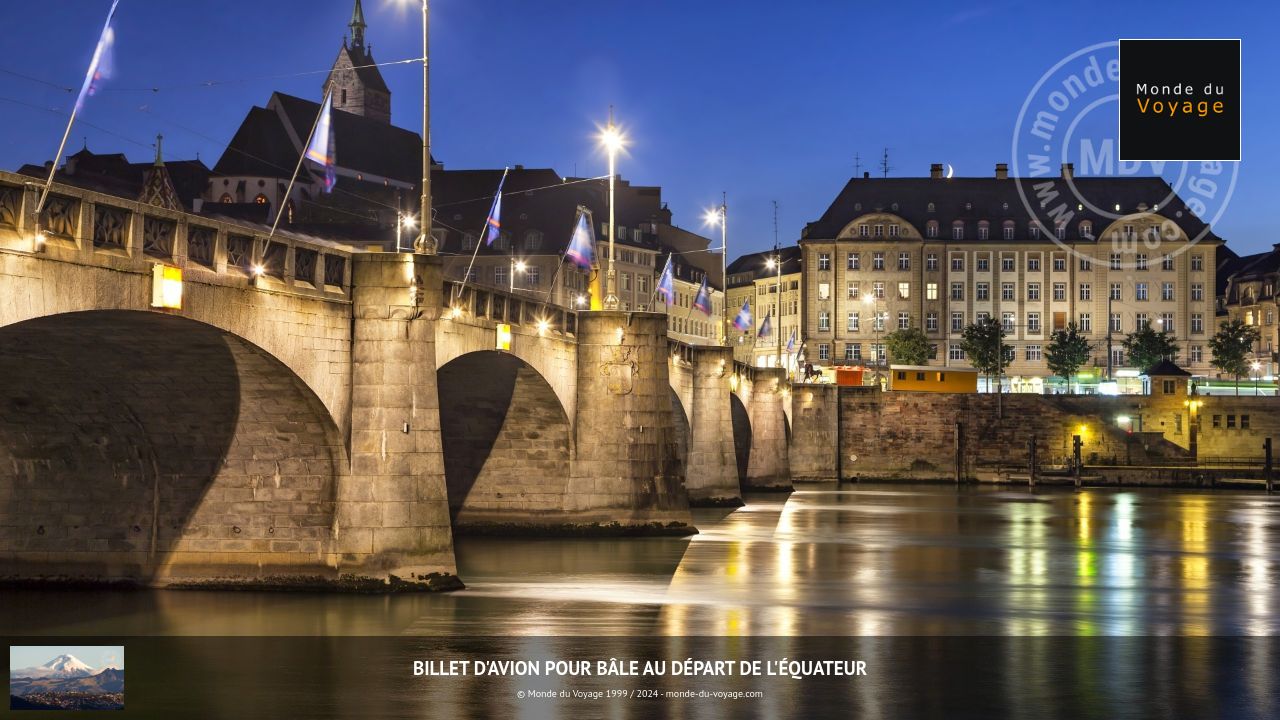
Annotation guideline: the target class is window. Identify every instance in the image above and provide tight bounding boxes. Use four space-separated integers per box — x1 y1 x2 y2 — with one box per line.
1053 283 1066 301
1163 379 1176 395
818 311 830 331
1136 254 1148 271
1212 414 1222 428
1162 282 1174 301
1110 283 1122 301
873 313 886 332
1078 313 1092 332
847 312 860 332
874 281 885 299
847 252 860 270
1002 257 1015 272
978 257 990 272
872 344 886 363
847 281 860 299
977 312 991 324
817 252 830 271
1112 348 1126 367
1026 345 1042 361
898 282 910 300
1056 224 1067 240
898 312 910 329
1110 313 1122 333
1191 283 1204 301
621 273 631 292
926 312 939 332
926 283 939 300
818 282 830 300
1080 257 1092 271
1002 283 1015 301
927 221 938 238
1162 255 1175 271
1191 255 1204 271
495 266 508 286
873 252 885 271
1003 225 1015 240
527 267 541 286
952 222 965 240
1028 283 1040 301
1135 282 1148 301
1191 345 1203 363
1110 253 1122 270
1227 415 1236 429
927 253 939 270
1002 312 1015 332
1242 415 1251 429
1160 312 1174 333
638 275 649 294
1053 257 1066 272
949 344 967 360
1137 312 1149 329
254 194 269 204
874 224 884 237
898 252 910 270
951 312 964 332
1029 225 1041 240
1079 283 1091 300
978 224 990 240
1079 221 1094 238
1028 257 1041 271
951 283 964 300
951 256 964 271
819 343 830 361
977 283 990 301
889 224 900 237
859 225 870 238
1027 313 1041 333
845 343 861 361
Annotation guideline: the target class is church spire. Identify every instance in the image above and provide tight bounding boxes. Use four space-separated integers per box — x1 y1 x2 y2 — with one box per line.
349 0 367 49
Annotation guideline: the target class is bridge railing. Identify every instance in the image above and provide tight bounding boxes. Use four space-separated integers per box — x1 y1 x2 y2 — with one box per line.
443 279 577 336
0 171 354 300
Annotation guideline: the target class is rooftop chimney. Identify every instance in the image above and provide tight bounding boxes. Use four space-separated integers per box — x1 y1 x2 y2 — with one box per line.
1061 162 1074 179
930 163 944 179
995 163 1008 180
863 171 870 179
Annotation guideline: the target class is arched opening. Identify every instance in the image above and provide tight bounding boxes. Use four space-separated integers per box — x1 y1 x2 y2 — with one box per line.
730 393 752 485
437 351 571 530
0 311 345 583
668 388 690 477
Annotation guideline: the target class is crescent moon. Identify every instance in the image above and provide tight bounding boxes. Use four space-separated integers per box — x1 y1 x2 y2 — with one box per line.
945 164 954 179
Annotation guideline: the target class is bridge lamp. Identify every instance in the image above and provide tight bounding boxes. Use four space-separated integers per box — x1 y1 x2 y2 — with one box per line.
150 264 183 309
536 317 550 336
598 115 626 311
495 323 512 351
251 263 266 277
574 294 587 308
33 231 46 249
401 214 418 230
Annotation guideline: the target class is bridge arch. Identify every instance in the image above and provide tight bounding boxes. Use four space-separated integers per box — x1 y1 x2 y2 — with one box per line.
436 350 572 530
730 393 752 486
0 310 347 584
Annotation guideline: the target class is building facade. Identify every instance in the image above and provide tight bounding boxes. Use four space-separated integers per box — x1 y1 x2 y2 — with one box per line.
1219 244 1280 381
798 163 1224 391
726 247 802 370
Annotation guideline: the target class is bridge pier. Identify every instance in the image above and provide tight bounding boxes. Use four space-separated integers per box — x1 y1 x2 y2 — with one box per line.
745 368 793 492
338 254 460 589
563 312 695 534
683 346 742 506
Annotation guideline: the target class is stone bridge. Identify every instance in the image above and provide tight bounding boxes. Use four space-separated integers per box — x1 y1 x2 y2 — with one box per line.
0 172 790 591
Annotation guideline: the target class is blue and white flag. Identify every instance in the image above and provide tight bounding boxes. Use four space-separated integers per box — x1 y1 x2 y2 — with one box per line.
484 174 505 245
692 276 712 315
566 210 595 269
656 256 674 306
74 0 121 113
786 329 796 352
757 310 772 339
304 93 336 193
732 301 752 332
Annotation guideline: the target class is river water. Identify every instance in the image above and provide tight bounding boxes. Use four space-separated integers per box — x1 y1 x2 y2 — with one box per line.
5 484 1279 718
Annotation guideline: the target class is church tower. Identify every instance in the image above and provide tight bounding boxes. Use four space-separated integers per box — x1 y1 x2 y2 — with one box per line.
323 0 392 123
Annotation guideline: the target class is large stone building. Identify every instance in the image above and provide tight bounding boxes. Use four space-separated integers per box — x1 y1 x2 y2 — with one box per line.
726 247 802 369
658 246 724 346
798 163 1224 391
1219 243 1280 380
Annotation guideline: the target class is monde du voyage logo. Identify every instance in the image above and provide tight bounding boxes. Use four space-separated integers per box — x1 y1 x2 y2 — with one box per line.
1120 39 1241 162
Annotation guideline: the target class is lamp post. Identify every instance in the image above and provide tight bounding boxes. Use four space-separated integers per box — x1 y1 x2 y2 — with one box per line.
767 255 783 371
705 200 728 344
863 292 883 386
397 212 417 252
511 259 525 293
1253 360 1262 396
599 112 625 311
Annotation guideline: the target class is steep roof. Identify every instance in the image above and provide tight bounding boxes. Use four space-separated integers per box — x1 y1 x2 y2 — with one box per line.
802 174 1220 244
15 147 210 211
1143 359 1191 377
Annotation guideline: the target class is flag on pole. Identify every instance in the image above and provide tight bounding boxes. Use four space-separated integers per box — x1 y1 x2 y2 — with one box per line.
74 0 121 113
692 276 712 315
566 210 595 269
732 301 752 332
304 93 336 193
483 174 506 245
656 256 674 306
786 329 796 353
757 310 772 339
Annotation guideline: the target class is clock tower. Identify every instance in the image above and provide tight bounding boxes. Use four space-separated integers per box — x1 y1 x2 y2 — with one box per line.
323 0 392 124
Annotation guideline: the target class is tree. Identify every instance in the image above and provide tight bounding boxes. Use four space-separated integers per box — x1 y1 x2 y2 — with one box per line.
884 327 931 366
1122 324 1179 373
960 318 1012 384
1209 318 1261 395
1045 322 1093 392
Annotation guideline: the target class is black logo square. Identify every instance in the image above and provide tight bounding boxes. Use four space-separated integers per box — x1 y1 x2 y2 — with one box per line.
1119 39 1240 161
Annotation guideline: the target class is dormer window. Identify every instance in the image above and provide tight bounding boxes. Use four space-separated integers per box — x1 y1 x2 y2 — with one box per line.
952 221 965 240
926 220 938 238
1002 220 1015 240
927 202 936 213
1079 220 1093 238
977 221 990 240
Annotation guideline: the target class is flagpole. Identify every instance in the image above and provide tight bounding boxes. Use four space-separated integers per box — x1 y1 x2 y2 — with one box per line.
269 87 333 241
456 167 508 305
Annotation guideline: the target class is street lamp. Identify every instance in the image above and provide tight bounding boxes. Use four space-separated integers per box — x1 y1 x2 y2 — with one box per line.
511 259 526 293
704 200 728 344
1252 360 1262 396
598 113 626 311
397 212 417 252
392 0 433 251
766 255 783 371
863 292 883 386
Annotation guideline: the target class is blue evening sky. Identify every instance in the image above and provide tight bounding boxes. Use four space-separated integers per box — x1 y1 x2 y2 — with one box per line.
1 1 1276 254
9 645 124 671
